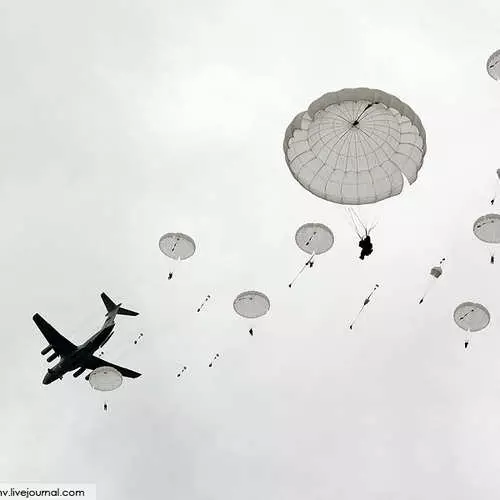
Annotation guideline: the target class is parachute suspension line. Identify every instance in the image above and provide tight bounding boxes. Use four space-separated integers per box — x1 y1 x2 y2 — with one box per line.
168 256 181 280
349 284 380 330
458 308 478 348
350 207 368 236
344 208 362 239
367 217 379 235
346 208 366 239
288 251 316 288
354 102 376 124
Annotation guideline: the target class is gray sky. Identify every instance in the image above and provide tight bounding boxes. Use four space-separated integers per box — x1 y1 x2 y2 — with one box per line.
2 0 500 498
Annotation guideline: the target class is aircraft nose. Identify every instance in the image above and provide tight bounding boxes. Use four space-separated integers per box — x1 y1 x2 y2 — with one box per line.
43 372 52 385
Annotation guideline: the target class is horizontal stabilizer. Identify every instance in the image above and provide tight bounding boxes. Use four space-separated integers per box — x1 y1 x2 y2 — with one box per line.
101 292 139 316
117 307 139 316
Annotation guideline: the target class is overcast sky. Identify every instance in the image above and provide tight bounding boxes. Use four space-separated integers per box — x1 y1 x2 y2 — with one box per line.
2 0 500 498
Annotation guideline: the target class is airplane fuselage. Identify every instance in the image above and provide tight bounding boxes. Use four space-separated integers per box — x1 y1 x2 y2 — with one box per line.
43 312 117 384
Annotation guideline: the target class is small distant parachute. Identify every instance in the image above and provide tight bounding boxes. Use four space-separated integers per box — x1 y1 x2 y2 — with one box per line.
453 302 490 349
487 50 500 81
233 291 270 336
159 232 196 279
418 258 445 304
289 223 333 287
88 366 123 391
472 214 500 263
295 222 334 254
89 366 123 410
283 88 426 205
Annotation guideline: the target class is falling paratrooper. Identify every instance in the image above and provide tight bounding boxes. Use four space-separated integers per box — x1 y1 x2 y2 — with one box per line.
88 366 123 412
159 232 196 280
283 88 426 258
233 290 270 336
453 302 490 349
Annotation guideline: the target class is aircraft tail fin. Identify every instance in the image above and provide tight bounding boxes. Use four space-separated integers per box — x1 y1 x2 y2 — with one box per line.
101 293 139 316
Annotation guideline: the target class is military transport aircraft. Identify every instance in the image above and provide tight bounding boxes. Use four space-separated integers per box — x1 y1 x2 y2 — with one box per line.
33 293 142 385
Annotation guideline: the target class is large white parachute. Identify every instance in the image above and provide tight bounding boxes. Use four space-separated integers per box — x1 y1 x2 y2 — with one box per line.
159 232 196 280
487 50 500 81
283 88 426 205
88 366 123 392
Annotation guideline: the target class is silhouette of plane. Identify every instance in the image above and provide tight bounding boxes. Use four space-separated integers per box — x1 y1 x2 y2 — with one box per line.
33 293 141 385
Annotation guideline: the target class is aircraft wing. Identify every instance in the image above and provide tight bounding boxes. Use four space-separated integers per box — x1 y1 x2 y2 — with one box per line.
83 355 142 379
33 313 77 356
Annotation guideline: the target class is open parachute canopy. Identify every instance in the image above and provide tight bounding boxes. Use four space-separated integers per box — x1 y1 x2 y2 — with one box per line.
453 302 490 333
159 232 196 260
295 223 334 255
283 88 426 205
487 50 500 81
233 291 270 319
88 366 123 392
473 214 500 243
